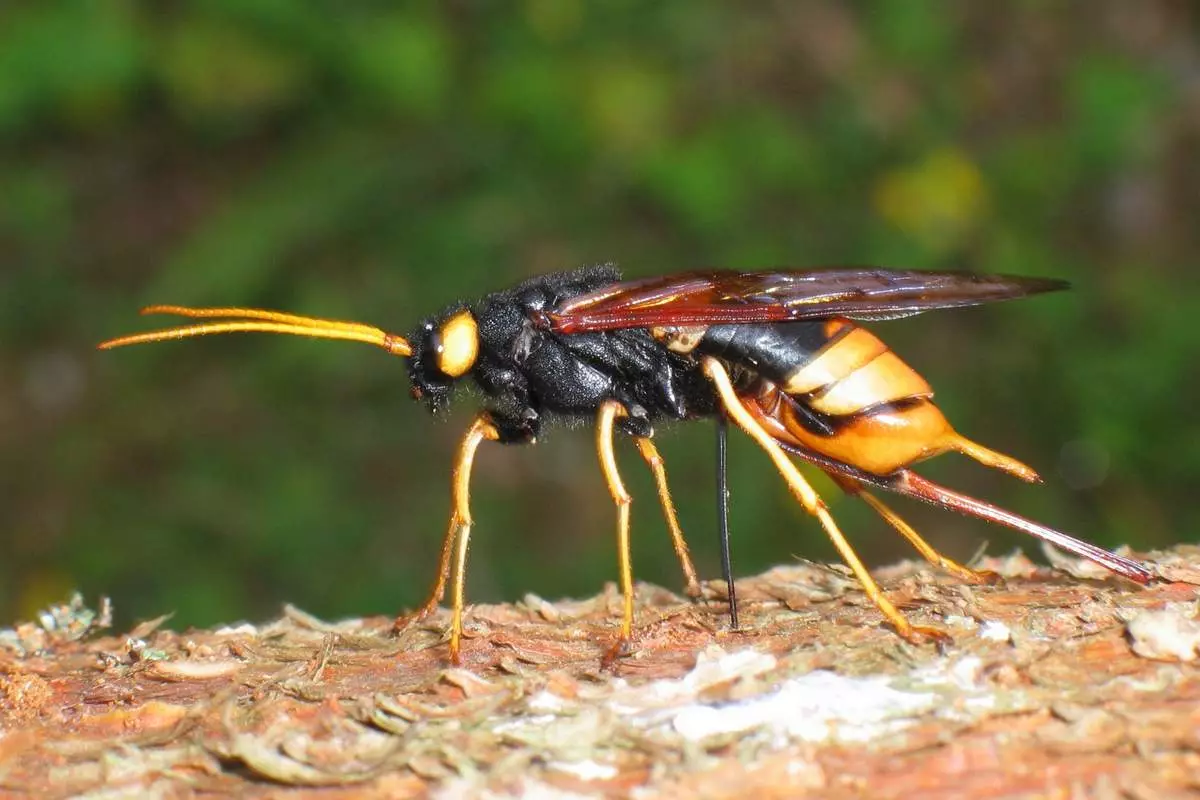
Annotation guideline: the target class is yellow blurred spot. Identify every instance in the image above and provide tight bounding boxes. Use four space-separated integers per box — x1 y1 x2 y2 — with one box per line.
873 148 988 252
525 0 583 41
160 20 308 117
585 62 670 154
18 569 76 620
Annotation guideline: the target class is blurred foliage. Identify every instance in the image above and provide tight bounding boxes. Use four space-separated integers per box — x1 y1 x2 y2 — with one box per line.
1 2 1196 628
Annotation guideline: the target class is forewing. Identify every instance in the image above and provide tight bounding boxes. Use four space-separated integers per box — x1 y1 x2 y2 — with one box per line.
549 268 1068 333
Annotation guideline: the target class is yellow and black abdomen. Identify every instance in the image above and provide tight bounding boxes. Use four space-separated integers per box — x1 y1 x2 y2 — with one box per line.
687 318 1036 479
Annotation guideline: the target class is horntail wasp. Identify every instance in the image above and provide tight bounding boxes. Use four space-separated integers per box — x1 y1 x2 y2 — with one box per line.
100 266 1153 662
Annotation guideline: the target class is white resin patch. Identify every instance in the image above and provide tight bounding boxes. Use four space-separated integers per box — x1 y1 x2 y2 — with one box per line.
979 620 1012 642
673 669 936 743
1125 602 1200 662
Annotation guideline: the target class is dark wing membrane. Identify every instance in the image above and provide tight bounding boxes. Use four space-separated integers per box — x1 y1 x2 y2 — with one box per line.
548 269 1069 333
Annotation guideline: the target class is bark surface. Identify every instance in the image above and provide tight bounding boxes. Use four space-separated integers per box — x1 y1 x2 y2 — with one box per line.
2 546 1198 798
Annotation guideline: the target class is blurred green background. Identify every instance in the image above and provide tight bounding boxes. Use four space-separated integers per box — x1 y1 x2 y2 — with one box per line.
1 2 1196 629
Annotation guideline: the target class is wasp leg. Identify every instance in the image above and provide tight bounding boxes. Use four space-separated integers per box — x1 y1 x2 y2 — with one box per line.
700 357 947 645
597 400 637 659
830 474 1000 584
392 414 499 664
634 436 702 599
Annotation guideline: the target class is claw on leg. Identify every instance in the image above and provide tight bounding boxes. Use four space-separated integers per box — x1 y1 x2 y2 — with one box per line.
895 621 953 647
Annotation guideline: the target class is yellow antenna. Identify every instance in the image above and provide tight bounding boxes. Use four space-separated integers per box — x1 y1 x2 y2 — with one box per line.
98 306 412 356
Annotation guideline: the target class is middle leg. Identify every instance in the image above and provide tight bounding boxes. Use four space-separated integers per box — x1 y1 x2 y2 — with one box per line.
634 435 702 599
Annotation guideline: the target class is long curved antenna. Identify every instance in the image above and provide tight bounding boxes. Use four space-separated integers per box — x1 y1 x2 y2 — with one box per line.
97 306 412 356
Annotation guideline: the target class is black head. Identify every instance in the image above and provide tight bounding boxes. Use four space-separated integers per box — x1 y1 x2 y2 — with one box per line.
406 306 480 414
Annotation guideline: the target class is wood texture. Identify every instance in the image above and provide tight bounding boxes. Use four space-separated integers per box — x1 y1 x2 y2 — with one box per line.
2 546 1198 798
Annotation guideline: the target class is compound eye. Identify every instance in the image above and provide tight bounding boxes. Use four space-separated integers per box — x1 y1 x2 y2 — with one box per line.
433 310 479 378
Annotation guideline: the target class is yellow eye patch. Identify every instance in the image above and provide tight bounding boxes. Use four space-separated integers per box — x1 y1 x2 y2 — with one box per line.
435 310 479 378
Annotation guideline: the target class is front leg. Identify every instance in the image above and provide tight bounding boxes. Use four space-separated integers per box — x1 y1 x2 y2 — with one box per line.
392 413 499 664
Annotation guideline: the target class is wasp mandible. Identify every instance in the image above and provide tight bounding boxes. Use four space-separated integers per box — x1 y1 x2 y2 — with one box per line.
100 266 1153 661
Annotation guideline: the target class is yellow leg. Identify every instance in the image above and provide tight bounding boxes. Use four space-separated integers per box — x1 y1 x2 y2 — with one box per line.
597 401 636 655
392 414 498 663
833 476 999 584
701 357 946 644
635 436 702 598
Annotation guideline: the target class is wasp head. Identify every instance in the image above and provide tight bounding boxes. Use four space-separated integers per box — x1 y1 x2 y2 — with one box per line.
406 307 480 414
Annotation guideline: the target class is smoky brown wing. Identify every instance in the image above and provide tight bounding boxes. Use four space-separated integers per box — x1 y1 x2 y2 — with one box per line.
548 268 1069 333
